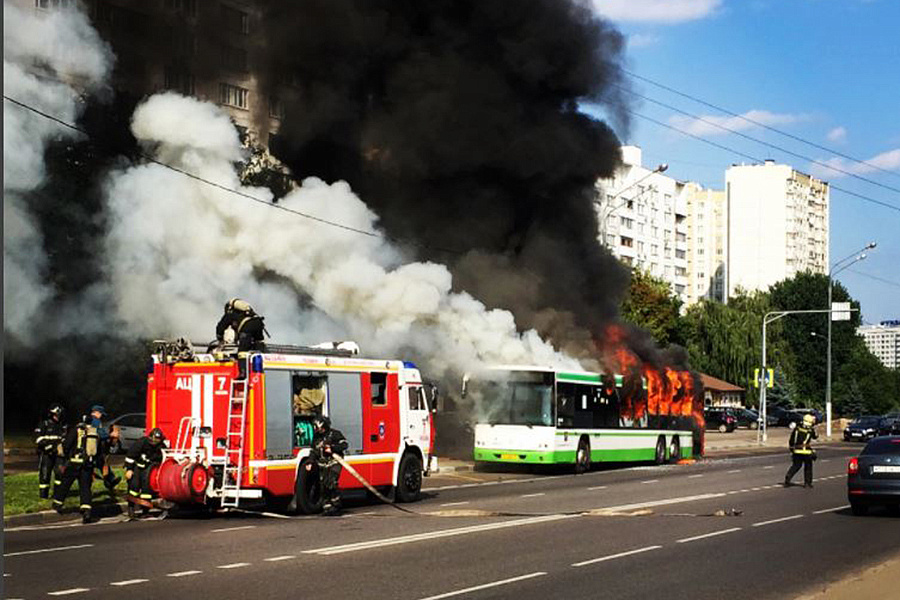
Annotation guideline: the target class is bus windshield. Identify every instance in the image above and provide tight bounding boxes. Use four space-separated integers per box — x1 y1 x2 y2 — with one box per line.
469 372 554 427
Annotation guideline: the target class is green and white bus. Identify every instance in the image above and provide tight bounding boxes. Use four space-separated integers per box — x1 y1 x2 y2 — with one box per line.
464 366 698 471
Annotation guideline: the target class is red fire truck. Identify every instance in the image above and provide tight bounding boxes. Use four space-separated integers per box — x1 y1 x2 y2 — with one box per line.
146 341 436 513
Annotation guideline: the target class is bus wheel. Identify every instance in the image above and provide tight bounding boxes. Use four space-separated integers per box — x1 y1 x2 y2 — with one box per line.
396 453 423 503
654 437 666 465
575 438 591 474
292 459 324 514
669 436 681 464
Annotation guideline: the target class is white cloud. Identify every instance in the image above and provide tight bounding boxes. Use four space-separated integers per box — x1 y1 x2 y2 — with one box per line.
811 148 900 178
668 109 807 137
593 0 721 23
628 33 661 48
826 126 847 143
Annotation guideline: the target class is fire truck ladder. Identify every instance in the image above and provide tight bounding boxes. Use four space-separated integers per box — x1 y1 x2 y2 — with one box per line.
221 378 248 508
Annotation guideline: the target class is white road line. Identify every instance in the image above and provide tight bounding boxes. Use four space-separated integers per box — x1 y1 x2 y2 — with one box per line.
110 579 148 586
588 485 607 491
217 563 251 569
440 501 470 507
813 505 850 515
264 556 296 562
167 570 202 577
572 545 663 567
520 493 545 498
727 469 742 473
763 466 775 469
820 459 830 463
641 480 658 484
212 525 256 533
4 543 93 557
753 514 804 527
688 474 704 479
676 527 742 544
598 492 727 513
48 589 90 596
416 572 547 600
304 514 576 556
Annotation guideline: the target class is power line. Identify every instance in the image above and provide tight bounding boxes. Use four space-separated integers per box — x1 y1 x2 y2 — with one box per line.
845 268 900 290
627 109 900 215
617 84 900 196
623 69 900 180
3 94 464 256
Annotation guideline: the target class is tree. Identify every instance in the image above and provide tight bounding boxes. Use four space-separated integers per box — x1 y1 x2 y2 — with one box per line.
620 269 682 346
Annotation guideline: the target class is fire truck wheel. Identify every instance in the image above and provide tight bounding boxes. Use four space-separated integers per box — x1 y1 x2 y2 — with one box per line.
669 436 681 464
654 436 666 465
293 459 325 514
575 438 591 474
395 453 422 503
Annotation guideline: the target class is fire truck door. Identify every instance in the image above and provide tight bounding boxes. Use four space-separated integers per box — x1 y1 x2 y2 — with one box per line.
362 372 400 484
405 386 431 452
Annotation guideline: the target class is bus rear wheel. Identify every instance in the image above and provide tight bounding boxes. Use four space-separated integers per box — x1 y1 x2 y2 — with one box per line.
654 437 666 465
575 438 591 474
669 436 681 464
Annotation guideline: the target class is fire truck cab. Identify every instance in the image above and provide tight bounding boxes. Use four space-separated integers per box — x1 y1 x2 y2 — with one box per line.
146 341 436 513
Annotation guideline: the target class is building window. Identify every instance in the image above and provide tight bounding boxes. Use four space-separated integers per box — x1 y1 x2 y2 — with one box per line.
221 44 248 72
221 4 249 34
36 0 75 8
165 0 197 16
621 236 633 248
675 249 686 259
164 67 195 96
676 232 687 242
698 248 704 255
219 83 249 109
269 97 285 119
675 267 686 276
620 216 633 229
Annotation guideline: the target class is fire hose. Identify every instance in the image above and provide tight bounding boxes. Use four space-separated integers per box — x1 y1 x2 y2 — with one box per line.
332 453 419 515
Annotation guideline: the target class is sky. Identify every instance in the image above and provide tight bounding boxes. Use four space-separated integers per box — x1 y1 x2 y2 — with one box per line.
588 0 900 324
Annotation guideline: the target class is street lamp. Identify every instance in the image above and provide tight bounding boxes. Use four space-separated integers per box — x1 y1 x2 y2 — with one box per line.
825 241 876 438
595 163 668 247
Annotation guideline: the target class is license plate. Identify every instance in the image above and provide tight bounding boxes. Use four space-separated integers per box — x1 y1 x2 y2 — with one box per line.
851 432 862 437
500 453 518 460
872 465 900 473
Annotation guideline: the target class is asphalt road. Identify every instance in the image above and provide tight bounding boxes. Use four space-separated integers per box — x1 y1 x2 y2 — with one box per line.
4 445 898 600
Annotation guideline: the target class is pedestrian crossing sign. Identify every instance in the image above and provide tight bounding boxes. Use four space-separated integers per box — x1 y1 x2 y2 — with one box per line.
754 368 774 388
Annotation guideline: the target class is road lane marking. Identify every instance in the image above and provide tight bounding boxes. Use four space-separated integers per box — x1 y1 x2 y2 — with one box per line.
596 492 727 513
753 514 804 527
763 466 774 469
572 545 663 567
110 579 148 586
217 563 251 569
588 485 607 491
813 505 850 514
727 469 742 473
520 493 545 498
688 474 704 479
820 459 830 463
303 514 576 555
440 501 470 507
4 543 93 557
641 480 658 484
677 527 742 544
167 570 202 577
417 572 547 600
212 525 256 533
48 589 90 596
264 556 296 562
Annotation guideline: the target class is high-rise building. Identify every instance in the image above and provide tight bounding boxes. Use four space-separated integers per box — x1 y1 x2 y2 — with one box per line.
858 320 900 369
725 161 829 298
684 183 727 304
595 146 689 303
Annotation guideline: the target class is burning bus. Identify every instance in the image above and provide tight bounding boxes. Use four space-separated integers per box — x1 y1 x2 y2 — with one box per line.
464 363 703 471
145 340 436 513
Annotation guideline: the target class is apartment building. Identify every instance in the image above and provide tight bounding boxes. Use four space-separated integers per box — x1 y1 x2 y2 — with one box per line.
725 160 829 298
684 183 727 304
595 146 690 303
858 320 900 369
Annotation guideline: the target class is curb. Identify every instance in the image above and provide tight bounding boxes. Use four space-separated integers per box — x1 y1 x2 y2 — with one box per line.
4 501 128 528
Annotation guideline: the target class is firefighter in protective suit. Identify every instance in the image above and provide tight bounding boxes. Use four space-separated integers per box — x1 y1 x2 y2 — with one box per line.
124 428 165 519
34 404 67 498
310 416 348 515
215 298 267 352
784 413 818 488
53 415 102 523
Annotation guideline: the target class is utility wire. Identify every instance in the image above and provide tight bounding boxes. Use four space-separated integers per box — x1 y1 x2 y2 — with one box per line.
623 69 900 180
628 109 900 215
845 268 900 290
3 94 464 256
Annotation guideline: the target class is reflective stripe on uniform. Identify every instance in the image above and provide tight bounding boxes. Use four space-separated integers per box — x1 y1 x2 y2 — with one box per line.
80 504 92 510
39 483 50 488
124 457 135 464
52 499 63 506
54 479 63 485
140 494 152 499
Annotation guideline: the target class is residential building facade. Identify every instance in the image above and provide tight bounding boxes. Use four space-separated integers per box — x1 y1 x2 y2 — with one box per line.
684 183 727 304
699 373 745 408
858 320 900 369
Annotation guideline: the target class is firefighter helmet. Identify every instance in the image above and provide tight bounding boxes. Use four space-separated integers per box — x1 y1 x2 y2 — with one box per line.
312 415 331 432
148 427 165 443
48 403 64 418
802 414 816 427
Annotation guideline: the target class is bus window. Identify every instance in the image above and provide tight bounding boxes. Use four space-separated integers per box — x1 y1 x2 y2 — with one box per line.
371 372 387 406
594 384 620 428
556 383 575 427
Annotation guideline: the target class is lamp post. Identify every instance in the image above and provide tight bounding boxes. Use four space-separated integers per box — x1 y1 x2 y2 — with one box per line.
825 241 876 438
595 163 668 248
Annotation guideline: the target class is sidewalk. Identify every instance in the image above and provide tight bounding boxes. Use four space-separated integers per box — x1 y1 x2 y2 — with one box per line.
796 553 900 600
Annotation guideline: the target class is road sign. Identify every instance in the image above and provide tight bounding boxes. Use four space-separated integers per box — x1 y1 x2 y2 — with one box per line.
832 302 851 321
754 368 774 389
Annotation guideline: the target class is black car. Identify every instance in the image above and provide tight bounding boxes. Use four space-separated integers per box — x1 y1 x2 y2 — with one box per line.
768 406 802 428
734 408 761 429
876 416 900 437
704 407 737 433
843 416 881 442
847 436 900 515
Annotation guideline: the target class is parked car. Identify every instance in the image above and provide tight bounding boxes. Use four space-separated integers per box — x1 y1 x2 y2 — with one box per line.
793 408 823 424
768 406 803 428
106 412 147 453
735 408 761 429
876 416 900 437
843 416 882 442
847 435 900 516
704 407 737 433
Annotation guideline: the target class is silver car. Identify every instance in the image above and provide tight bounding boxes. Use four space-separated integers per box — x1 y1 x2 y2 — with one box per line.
107 413 146 453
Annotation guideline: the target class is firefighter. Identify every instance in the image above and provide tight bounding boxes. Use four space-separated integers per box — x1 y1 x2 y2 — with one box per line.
53 415 102 523
215 298 267 352
124 428 165 520
34 404 67 499
310 416 348 515
86 405 121 492
784 413 818 488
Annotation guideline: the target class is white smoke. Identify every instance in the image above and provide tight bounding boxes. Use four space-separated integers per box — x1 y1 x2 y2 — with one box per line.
104 93 580 377
3 3 113 344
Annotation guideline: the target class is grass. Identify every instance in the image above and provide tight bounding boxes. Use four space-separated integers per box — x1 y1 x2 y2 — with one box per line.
4 433 35 449
4 467 129 517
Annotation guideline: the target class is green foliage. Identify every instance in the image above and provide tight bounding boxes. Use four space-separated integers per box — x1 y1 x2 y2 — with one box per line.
3 468 127 517
620 269 683 346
